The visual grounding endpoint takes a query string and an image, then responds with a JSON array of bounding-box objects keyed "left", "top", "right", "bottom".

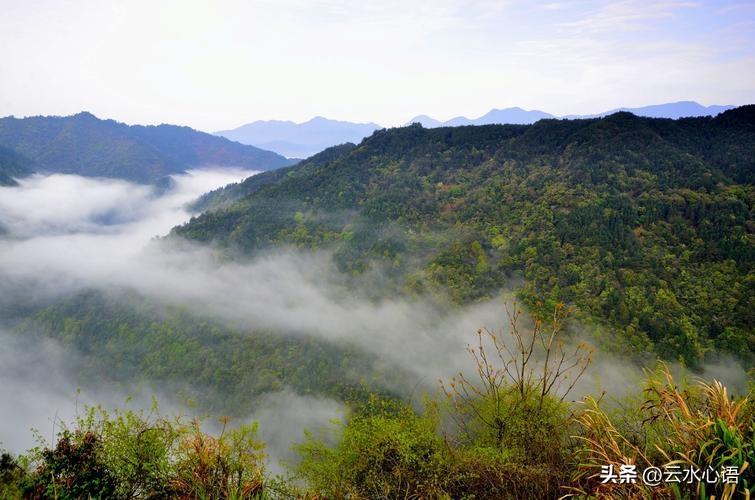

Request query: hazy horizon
[{"left": 1, "top": 0, "right": 754, "bottom": 130}]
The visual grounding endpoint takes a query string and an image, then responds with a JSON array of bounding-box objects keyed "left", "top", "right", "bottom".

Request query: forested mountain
[
  {"left": 177, "top": 106, "right": 755, "bottom": 366},
  {"left": 212, "top": 102, "right": 732, "bottom": 159},
  {"left": 14, "top": 289, "right": 397, "bottom": 415},
  {"left": 192, "top": 143, "right": 358, "bottom": 212},
  {"left": 0, "top": 146, "right": 34, "bottom": 186},
  {"left": 0, "top": 112, "right": 295, "bottom": 183},
  {"left": 214, "top": 116, "right": 380, "bottom": 158},
  {"left": 2, "top": 106, "right": 753, "bottom": 499},
  {"left": 3, "top": 108, "right": 753, "bottom": 500}
]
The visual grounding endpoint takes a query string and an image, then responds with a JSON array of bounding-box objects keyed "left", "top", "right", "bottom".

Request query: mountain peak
[
  {"left": 214, "top": 117, "right": 382, "bottom": 158},
  {"left": 412, "top": 107, "right": 555, "bottom": 127},
  {"left": 0, "top": 113, "right": 294, "bottom": 183},
  {"left": 73, "top": 111, "right": 98, "bottom": 120},
  {"left": 405, "top": 115, "right": 444, "bottom": 127},
  {"left": 579, "top": 101, "right": 735, "bottom": 120},
  {"left": 413, "top": 101, "right": 737, "bottom": 127}
]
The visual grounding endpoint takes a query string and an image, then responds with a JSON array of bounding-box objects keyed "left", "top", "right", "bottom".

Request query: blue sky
[{"left": 1, "top": 0, "right": 753, "bottom": 130}]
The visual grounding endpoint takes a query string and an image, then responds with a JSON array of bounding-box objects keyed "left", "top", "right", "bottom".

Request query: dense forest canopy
[
  {"left": 176, "top": 107, "right": 755, "bottom": 367},
  {"left": 14, "top": 288, "right": 399, "bottom": 415},
  {"left": 1, "top": 109, "right": 753, "bottom": 499}
]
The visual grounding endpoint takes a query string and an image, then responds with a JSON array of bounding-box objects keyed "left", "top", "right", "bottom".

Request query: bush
[
  {"left": 573, "top": 365, "right": 754, "bottom": 499},
  {"left": 170, "top": 419, "right": 265, "bottom": 499},
  {"left": 458, "top": 385, "right": 573, "bottom": 468},
  {"left": 21, "top": 430, "right": 117, "bottom": 499},
  {"left": 444, "top": 451, "right": 563, "bottom": 499},
  {"left": 15, "top": 404, "right": 267, "bottom": 500},
  {"left": 294, "top": 304, "right": 588, "bottom": 499},
  {"left": 294, "top": 397, "right": 449, "bottom": 499},
  {"left": 1, "top": 452, "right": 27, "bottom": 499}
]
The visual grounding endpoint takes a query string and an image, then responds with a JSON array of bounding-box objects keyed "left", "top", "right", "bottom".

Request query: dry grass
[{"left": 569, "top": 365, "right": 753, "bottom": 499}]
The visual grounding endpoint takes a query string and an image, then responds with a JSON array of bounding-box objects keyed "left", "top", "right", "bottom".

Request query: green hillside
[
  {"left": 15, "top": 289, "right": 399, "bottom": 415},
  {"left": 3, "top": 110, "right": 753, "bottom": 498},
  {"left": 0, "top": 112, "right": 296, "bottom": 183},
  {"left": 176, "top": 107, "right": 755, "bottom": 365}
]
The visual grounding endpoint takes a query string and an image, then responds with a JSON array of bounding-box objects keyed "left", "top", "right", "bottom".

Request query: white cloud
[
  {"left": 0, "top": 170, "right": 748, "bottom": 460},
  {"left": 0, "top": 172, "right": 504, "bottom": 378},
  {"left": 0, "top": 1, "right": 751, "bottom": 128},
  {"left": 2, "top": 172, "right": 748, "bottom": 391},
  {"left": 0, "top": 328, "right": 342, "bottom": 474},
  {"left": 556, "top": 1, "right": 699, "bottom": 33}
]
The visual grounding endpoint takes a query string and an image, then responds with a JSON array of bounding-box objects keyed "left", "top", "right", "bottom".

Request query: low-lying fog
[
  {"left": 0, "top": 169, "right": 342, "bottom": 468},
  {"left": 0, "top": 169, "right": 749, "bottom": 470}
]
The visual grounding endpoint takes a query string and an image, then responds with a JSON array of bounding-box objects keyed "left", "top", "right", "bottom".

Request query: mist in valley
[
  {"left": 0, "top": 168, "right": 749, "bottom": 471},
  {"left": 0, "top": 169, "right": 351, "bottom": 470}
]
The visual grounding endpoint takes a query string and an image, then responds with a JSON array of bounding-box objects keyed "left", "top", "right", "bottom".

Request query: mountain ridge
[
  {"left": 214, "top": 116, "right": 381, "bottom": 159},
  {"left": 562, "top": 100, "right": 734, "bottom": 120},
  {"left": 176, "top": 105, "right": 755, "bottom": 366},
  {"left": 408, "top": 106, "right": 555, "bottom": 127},
  {"left": 0, "top": 112, "right": 296, "bottom": 183},
  {"left": 410, "top": 101, "right": 734, "bottom": 127},
  {"left": 215, "top": 101, "right": 735, "bottom": 159}
]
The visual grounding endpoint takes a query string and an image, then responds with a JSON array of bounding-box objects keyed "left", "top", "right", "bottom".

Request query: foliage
[
  {"left": 442, "top": 302, "right": 591, "bottom": 419},
  {"left": 2, "top": 305, "right": 753, "bottom": 499},
  {"left": 71, "top": 402, "right": 182, "bottom": 498},
  {"left": 294, "top": 397, "right": 449, "bottom": 499},
  {"left": 291, "top": 305, "right": 753, "bottom": 499},
  {"left": 21, "top": 430, "right": 118, "bottom": 499},
  {"left": 0, "top": 452, "right": 26, "bottom": 499},
  {"left": 294, "top": 304, "right": 587, "bottom": 499},
  {"left": 16, "top": 289, "right": 400, "bottom": 416},
  {"left": 171, "top": 419, "right": 265, "bottom": 499},
  {"left": 572, "top": 365, "right": 755, "bottom": 499},
  {"left": 441, "top": 302, "right": 590, "bottom": 467},
  {"left": 4, "top": 108, "right": 755, "bottom": 496},
  {"left": 175, "top": 108, "right": 755, "bottom": 365},
  {"left": 13, "top": 404, "right": 268, "bottom": 499}
]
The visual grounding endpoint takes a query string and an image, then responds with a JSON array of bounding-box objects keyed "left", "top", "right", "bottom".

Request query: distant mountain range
[
  {"left": 561, "top": 101, "right": 735, "bottom": 120},
  {"left": 216, "top": 102, "right": 734, "bottom": 159},
  {"left": 214, "top": 117, "right": 381, "bottom": 159},
  {"left": 406, "top": 107, "right": 554, "bottom": 127},
  {"left": 409, "top": 101, "right": 735, "bottom": 127},
  {"left": 0, "top": 112, "right": 295, "bottom": 184},
  {"left": 0, "top": 102, "right": 738, "bottom": 184}
]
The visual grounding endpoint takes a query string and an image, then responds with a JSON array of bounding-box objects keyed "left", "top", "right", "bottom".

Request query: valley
[{"left": 0, "top": 108, "right": 752, "bottom": 498}]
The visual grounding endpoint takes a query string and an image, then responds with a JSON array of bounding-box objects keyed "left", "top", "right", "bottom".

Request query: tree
[{"left": 441, "top": 301, "right": 593, "bottom": 455}]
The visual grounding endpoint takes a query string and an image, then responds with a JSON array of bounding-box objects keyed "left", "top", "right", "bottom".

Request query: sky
[{"left": 1, "top": 0, "right": 754, "bottom": 130}]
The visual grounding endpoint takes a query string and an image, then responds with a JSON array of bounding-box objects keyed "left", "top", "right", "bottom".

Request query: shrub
[
  {"left": 21, "top": 430, "right": 117, "bottom": 499},
  {"left": 293, "top": 397, "right": 449, "bottom": 499},
  {"left": 0, "top": 452, "right": 26, "bottom": 499},
  {"left": 294, "top": 303, "right": 589, "bottom": 499},
  {"left": 170, "top": 418, "right": 265, "bottom": 499},
  {"left": 444, "top": 450, "right": 563, "bottom": 499},
  {"left": 16, "top": 404, "right": 267, "bottom": 500},
  {"left": 572, "top": 365, "right": 754, "bottom": 499}
]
